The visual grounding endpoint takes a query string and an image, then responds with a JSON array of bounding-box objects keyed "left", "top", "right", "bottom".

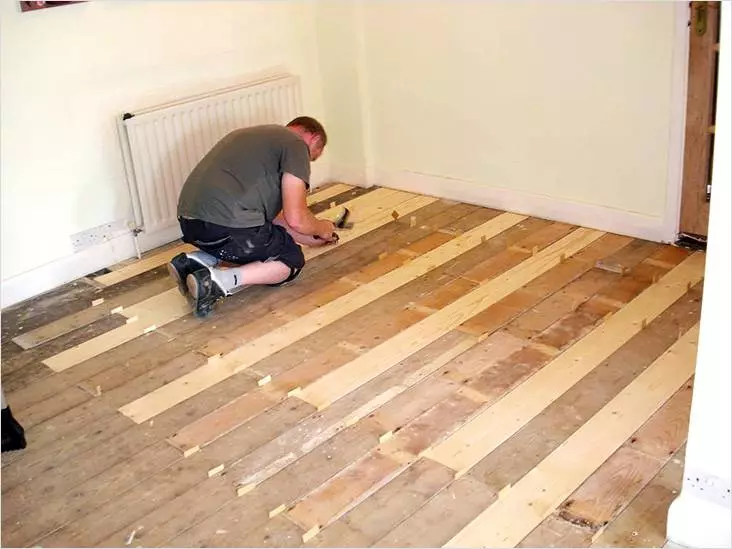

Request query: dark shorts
[{"left": 179, "top": 217, "right": 305, "bottom": 276}]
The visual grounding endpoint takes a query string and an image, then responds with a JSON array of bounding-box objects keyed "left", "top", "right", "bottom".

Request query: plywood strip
[
  {"left": 118, "top": 213, "right": 525, "bottom": 424},
  {"left": 298, "top": 228, "right": 605, "bottom": 410},
  {"left": 424, "top": 252, "right": 705, "bottom": 474},
  {"left": 306, "top": 183, "right": 354, "bottom": 205},
  {"left": 42, "top": 288, "right": 189, "bottom": 372},
  {"left": 92, "top": 185, "right": 385, "bottom": 287},
  {"left": 444, "top": 325, "right": 698, "bottom": 548}
]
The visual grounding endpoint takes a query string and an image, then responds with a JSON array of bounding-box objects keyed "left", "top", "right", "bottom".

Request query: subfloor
[{"left": 1, "top": 184, "right": 704, "bottom": 548}]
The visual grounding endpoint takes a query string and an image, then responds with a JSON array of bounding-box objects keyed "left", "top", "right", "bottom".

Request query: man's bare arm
[{"left": 281, "top": 172, "right": 335, "bottom": 240}]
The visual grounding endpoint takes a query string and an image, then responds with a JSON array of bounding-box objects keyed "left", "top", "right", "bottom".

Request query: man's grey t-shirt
[{"left": 177, "top": 125, "right": 310, "bottom": 228}]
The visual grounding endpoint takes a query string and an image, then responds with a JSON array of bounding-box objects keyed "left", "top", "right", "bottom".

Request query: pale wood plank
[
  {"left": 42, "top": 288, "right": 190, "bottom": 371},
  {"left": 424, "top": 253, "right": 705, "bottom": 474},
  {"left": 118, "top": 213, "right": 525, "bottom": 424},
  {"left": 444, "top": 325, "right": 699, "bottom": 548},
  {"left": 299, "top": 228, "right": 605, "bottom": 410},
  {"left": 306, "top": 183, "right": 354, "bottom": 205},
  {"left": 11, "top": 276, "right": 174, "bottom": 350}
]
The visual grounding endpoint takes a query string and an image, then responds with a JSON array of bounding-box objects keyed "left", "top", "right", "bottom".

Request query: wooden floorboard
[{"left": 1, "top": 186, "right": 702, "bottom": 548}]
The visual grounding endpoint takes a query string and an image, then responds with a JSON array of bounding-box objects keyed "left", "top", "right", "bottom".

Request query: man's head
[{"left": 287, "top": 116, "right": 327, "bottom": 161}]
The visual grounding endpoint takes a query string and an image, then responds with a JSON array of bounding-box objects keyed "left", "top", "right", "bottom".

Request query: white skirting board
[
  {"left": 1, "top": 232, "right": 137, "bottom": 310},
  {"left": 377, "top": 170, "right": 676, "bottom": 243},
  {"left": 667, "top": 487, "right": 732, "bottom": 549}
]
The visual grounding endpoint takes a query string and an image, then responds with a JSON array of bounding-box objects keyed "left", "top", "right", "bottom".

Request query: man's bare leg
[{"left": 210, "top": 260, "right": 292, "bottom": 294}]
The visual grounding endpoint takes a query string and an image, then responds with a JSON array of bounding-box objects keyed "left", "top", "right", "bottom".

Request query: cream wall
[
  {"left": 350, "top": 1, "right": 686, "bottom": 241},
  {"left": 1, "top": 1, "right": 325, "bottom": 298},
  {"left": 313, "top": 1, "right": 367, "bottom": 186}
]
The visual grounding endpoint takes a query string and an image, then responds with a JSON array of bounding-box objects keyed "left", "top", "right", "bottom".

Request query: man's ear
[{"left": 309, "top": 134, "right": 322, "bottom": 149}]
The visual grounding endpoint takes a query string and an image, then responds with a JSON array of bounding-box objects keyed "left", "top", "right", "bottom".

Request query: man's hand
[{"left": 316, "top": 220, "right": 337, "bottom": 242}]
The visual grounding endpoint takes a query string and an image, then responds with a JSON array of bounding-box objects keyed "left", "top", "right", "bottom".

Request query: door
[{"left": 678, "top": 1, "right": 721, "bottom": 243}]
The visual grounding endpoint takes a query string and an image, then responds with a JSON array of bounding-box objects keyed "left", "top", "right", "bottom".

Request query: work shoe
[
  {"left": 167, "top": 253, "right": 193, "bottom": 296},
  {"left": 186, "top": 268, "right": 225, "bottom": 318},
  {"left": 2, "top": 406, "right": 27, "bottom": 453}
]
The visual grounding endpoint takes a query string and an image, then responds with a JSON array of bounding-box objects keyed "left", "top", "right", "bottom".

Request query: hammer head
[{"left": 334, "top": 208, "right": 353, "bottom": 229}]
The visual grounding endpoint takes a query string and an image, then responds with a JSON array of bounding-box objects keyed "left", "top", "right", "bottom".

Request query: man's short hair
[{"left": 287, "top": 116, "right": 327, "bottom": 147}]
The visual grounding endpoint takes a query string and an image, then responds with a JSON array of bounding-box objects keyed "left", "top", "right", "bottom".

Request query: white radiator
[{"left": 118, "top": 74, "right": 302, "bottom": 254}]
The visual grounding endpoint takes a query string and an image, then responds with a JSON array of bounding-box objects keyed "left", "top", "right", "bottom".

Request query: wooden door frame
[
  {"left": 662, "top": 3, "right": 695, "bottom": 244},
  {"left": 677, "top": 1, "right": 721, "bottom": 245},
  {"left": 664, "top": 2, "right": 723, "bottom": 247}
]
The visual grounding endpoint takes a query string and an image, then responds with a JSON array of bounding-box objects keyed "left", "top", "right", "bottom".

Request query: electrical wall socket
[
  {"left": 684, "top": 469, "right": 732, "bottom": 507},
  {"left": 70, "top": 220, "right": 130, "bottom": 252}
]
